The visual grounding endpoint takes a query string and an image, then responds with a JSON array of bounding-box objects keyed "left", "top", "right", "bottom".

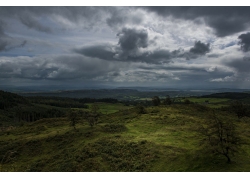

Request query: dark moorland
[{"left": 1, "top": 89, "right": 250, "bottom": 172}]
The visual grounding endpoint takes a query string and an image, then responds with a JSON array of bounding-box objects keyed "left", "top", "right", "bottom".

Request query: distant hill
[
  {"left": 0, "top": 90, "right": 30, "bottom": 109},
  {"left": 18, "top": 88, "right": 216, "bottom": 100},
  {"left": 201, "top": 92, "right": 250, "bottom": 99},
  {"left": 0, "top": 90, "right": 65, "bottom": 126}
]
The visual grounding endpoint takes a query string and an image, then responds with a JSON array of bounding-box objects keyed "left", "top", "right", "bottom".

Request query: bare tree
[{"left": 200, "top": 112, "right": 241, "bottom": 163}]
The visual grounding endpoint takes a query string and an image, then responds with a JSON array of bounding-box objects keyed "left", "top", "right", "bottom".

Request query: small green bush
[{"left": 102, "top": 124, "right": 127, "bottom": 133}]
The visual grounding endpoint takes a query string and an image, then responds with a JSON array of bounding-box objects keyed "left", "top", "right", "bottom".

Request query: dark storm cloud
[
  {"left": 226, "top": 58, "right": 250, "bottom": 73},
  {"left": 0, "top": 23, "right": 27, "bottom": 52},
  {"left": 74, "top": 37, "right": 209, "bottom": 63},
  {"left": 74, "top": 27, "right": 188, "bottom": 64},
  {"left": 238, "top": 32, "right": 250, "bottom": 52},
  {"left": 1, "top": 7, "right": 250, "bottom": 37},
  {"left": 73, "top": 45, "right": 116, "bottom": 61},
  {"left": 0, "top": 23, "right": 8, "bottom": 51},
  {"left": 189, "top": 41, "right": 210, "bottom": 55},
  {"left": 126, "top": 49, "right": 184, "bottom": 63},
  {"left": 74, "top": 27, "right": 152, "bottom": 62},
  {"left": 144, "top": 7, "right": 250, "bottom": 37},
  {"left": 117, "top": 28, "right": 149, "bottom": 53},
  {"left": 0, "top": 41, "right": 7, "bottom": 52},
  {"left": 74, "top": 44, "right": 179, "bottom": 63}
]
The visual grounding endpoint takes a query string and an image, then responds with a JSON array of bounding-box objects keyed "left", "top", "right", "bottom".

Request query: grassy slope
[{"left": 1, "top": 103, "right": 250, "bottom": 172}]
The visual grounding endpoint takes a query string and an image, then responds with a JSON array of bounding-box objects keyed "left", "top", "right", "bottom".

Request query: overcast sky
[{"left": 1, "top": 6, "right": 250, "bottom": 90}]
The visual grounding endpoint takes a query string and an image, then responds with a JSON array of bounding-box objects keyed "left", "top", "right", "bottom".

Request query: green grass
[
  {"left": 1, "top": 103, "right": 250, "bottom": 172},
  {"left": 184, "top": 97, "right": 230, "bottom": 103},
  {"left": 182, "top": 97, "right": 230, "bottom": 108},
  {"left": 85, "top": 102, "right": 132, "bottom": 114}
]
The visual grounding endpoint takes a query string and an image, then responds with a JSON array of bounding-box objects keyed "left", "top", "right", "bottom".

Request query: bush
[
  {"left": 102, "top": 124, "right": 127, "bottom": 133},
  {"left": 136, "top": 105, "right": 147, "bottom": 114},
  {"left": 184, "top": 99, "right": 191, "bottom": 105}
]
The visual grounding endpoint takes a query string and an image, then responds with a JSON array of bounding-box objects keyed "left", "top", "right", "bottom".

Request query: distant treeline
[
  {"left": 15, "top": 106, "right": 65, "bottom": 122},
  {"left": 28, "top": 97, "right": 119, "bottom": 108},
  {"left": 28, "top": 96, "right": 88, "bottom": 108},
  {"left": 0, "top": 90, "right": 30, "bottom": 110},
  {"left": 201, "top": 92, "right": 250, "bottom": 99},
  {"left": 78, "top": 98, "right": 118, "bottom": 104}
]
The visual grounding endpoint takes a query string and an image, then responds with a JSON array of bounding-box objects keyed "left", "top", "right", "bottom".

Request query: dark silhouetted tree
[
  {"left": 164, "top": 95, "right": 172, "bottom": 105},
  {"left": 184, "top": 99, "right": 191, "bottom": 105},
  {"left": 152, "top": 96, "right": 160, "bottom": 106},
  {"left": 230, "top": 100, "right": 247, "bottom": 119},
  {"left": 91, "top": 103, "right": 100, "bottom": 114},
  {"left": 136, "top": 104, "right": 147, "bottom": 114},
  {"left": 83, "top": 103, "right": 100, "bottom": 128},
  {"left": 199, "top": 112, "right": 241, "bottom": 163},
  {"left": 68, "top": 110, "right": 79, "bottom": 130}
]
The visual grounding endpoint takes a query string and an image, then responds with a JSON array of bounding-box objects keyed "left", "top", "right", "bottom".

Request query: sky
[{"left": 1, "top": 5, "right": 250, "bottom": 90}]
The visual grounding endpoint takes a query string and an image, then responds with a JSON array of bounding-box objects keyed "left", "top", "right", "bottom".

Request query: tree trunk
[{"left": 226, "top": 155, "right": 231, "bottom": 163}]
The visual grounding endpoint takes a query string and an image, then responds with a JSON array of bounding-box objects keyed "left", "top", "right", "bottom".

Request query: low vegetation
[{"left": 1, "top": 90, "right": 250, "bottom": 172}]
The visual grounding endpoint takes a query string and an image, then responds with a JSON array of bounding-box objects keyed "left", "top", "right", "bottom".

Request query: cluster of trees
[
  {"left": 230, "top": 101, "right": 249, "bottom": 119},
  {"left": 152, "top": 95, "right": 173, "bottom": 106},
  {"left": 28, "top": 97, "right": 88, "bottom": 108},
  {"left": 78, "top": 98, "right": 118, "bottom": 104},
  {"left": 0, "top": 90, "right": 29, "bottom": 110},
  {"left": 15, "top": 107, "right": 65, "bottom": 122},
  {"left": 68, "top": 103, "right": 101, "bottom": 130},
  {"left": 28, "top": 97, "right": 118, "bottom": 109},
  {"left": 220, "top": 100, "right": 250, "bottom": 119},
  {"left": 151, "top": 95, "right": 193, "bottom": 106}
]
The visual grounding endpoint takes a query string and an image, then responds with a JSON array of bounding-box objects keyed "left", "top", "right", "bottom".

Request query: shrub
[{"left": 102, "top": 124, "right": 127, "bottom": 133}]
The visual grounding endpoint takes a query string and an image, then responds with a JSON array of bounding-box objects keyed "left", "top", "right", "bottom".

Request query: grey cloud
[
  {"left": 74, "top": 44, "right": 182, "bottom": 64},
  {"left": 20, "top": 14, "right": 52, "bottom": 33},
  {"left": 111, "top": 72, "right": 120, "bottom": 77},
  {"left": 189, "top": 41, "right": 210, "bottom": 55},
  {"left": 238, "top": 32, "right": 250, "bottom": 52},
  {"left": 1, "top": 7, "right": 250, "bottom": 37},
  {"left": 243, "top": 56, "right": 250, "bottom": 61},
  {"left": 0, "top": 23, "right": 27, "bottom": 52},
  {"left": 144, "top": 7, "right": 250, "bottom": 37},
  {"left": 183, "top": 41, "right": 211, "bottom": 60},
  {"left": 106, "top": 7, "right": 143, "bottom": 28},
  {"left": 226, "top": 58, "right": 250, "bottom": 73},
  {"left": 0, "top": 55, "right": 126, "bottom": 81},
  {"left": 20, "top": 40, "right": 27, "bottom": 47},
  {"left": 73, "top": 44, "right": 116, "bottom": 61},
  {"left": 74, "top": 38, "right": 209, "bottom": 63},
  {"left": 126, "top": 49, "right": 184, "bottom": 63},
  {"left": 207, "top": 53, "right": 221, "bottom": 58},
  {"left": 0, "top": 23, "right": 8, "bottom": 51},
  {"left": 207, "top": 16, "right": 247, "bottom": 37},
  {"left": 0, "top": 40, "right": 8, "bottom": 52},
  {"left": 0, "top": 7, "right": 111, "bottom": 32},
  {"left": 117, "top": 28, "right": 148, "bottom": 53}
]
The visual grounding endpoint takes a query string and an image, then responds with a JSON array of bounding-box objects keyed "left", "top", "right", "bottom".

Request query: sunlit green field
[
  {"left": 183, "top": 97, "right": 230, "bottom": 108},
  {"left": 86, "top": 102, "right": 132, "bottom": 114}
]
